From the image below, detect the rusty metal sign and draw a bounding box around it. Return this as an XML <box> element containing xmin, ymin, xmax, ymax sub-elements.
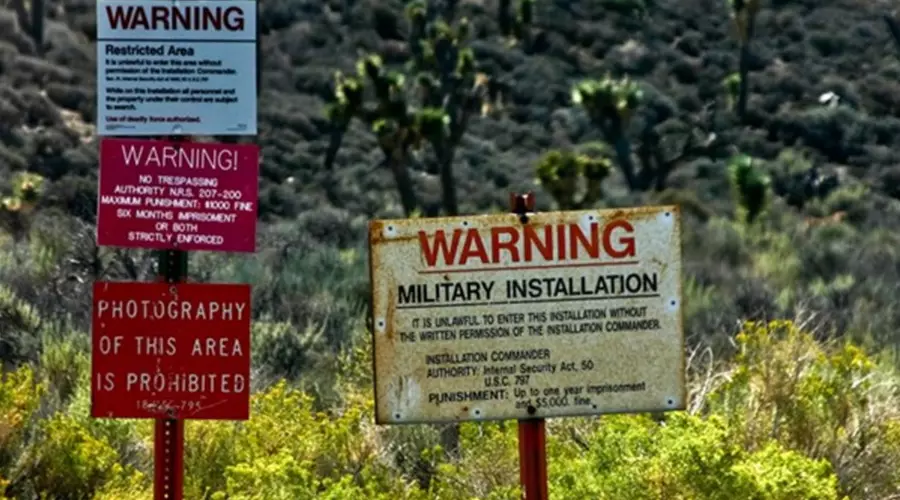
<box><xmin>368</xmin><ymin>204</ymin><xmax>685</xmax><ymax>424</ymax></box>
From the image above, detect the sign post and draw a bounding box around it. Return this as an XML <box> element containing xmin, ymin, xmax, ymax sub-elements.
<box><xmin>93</xmin><ymin>1</ymin><xmax>259</xmax><ymax>498</ymax></box>
<box><xmin>367</xmin><ymin>199</ymin><xmax>685</xmax><ymax>498</ymax></box>
<box><xmin>156</xmin><ymin>249</ymin><xmax>186</xmax><ymax>500</ymax></box>
<box><xmin>510</xmin><ymin>193</ymin><xmax>548</xmax><ymax>500</ymax></box>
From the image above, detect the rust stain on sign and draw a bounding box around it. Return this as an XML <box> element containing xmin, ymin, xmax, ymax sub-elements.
<box><xmin>368</xmin><ymin>205</ymin><xmax>685</xmax><ymax>425</ymax></box>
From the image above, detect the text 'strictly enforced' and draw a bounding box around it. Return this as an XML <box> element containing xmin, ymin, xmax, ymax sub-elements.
<box><xmin>96</xmin><ymin>0</ymin><xmax>257</xmax><ymax>135</ymax></box>
<box><xmin>368</xmin><ymin>205</ymin><xmax>685</xmax><ymax>424</ymax></box>
<box><xmin>91</xmin><ymin>281</ymin><xmax>252</xmax><ymax>420</ymax></box>
<box><xmin>97</xmin><ymin>138</ymin><xmax>260</xmax><ymax>252</ymax></box>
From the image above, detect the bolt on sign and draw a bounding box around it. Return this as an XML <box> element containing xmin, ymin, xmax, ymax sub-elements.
<box><xmin>96</xmin><ymin>0</ymin><xmax>258</xmax><ymax>135</ymax></box>
<box><xmin>91</xmin><ymin>281</ymin><xmax>252</xmax><ymax>420</ymax></box>
<box><xmin>368</xmin><ymin>205</ymin><xmax>685</xmax><ymax>424</ymax></box>
<box><xmin>97</xmin><ymin>138</ymin><xmax>260</xmax><ymax>252</ymax></box>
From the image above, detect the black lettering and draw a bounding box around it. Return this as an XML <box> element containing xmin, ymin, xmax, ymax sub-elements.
<box><xmin>427</xmin><ymin>389</ymin><xmax>508</xmax><ymax>405</ymax></box>
<box><xmin>585</xmin><ymin>382</ymin><xmax>648</xmax><ymax>395</ymax></box>
<box><xmin>397</xmin><ymin>281</ymin><xmax>495</xmax><ymax>306</ymax></box>
<box><xmin>425</xmin><ymin>352</ymin><xmax>489</xmax><ymax>364</ymax></box>
<box><xmin>427</xmin><ymin>366</ymin><xmax>480</xmax><ymax>378</ymax></box>
<box><xmin>505</xmin><ymin>273</ymin><xmax>659</xmax><ymax>301</ymax></box>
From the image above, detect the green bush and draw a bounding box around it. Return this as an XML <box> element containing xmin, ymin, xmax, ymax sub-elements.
<box><xmin>704</xmin><ymin>320</ymin><xmax>900</xmax><ymax>498</ymax></box>
<box><xmin>21</xmin><ymin>414</ymin><xmax>140</xmax><ymax>498</ymax></box>
<box><xmin>2</xmin><ymin>306</ymin><xmax>900</xmax><ymax>499</ymax></box>
<box><xmin>0</xmin><ymin>365</ymin><xmax>43</xmax><ymax>473</ymax></box>
<box><xmin>548</xmin><ymin>413</ymin><xmax>839</xmax><ymax>500</ymax></box>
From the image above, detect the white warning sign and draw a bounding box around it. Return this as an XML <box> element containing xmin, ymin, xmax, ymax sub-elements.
<box><xmin>96</xmin><ymin>0</ymin><xmax>258</xmax><ymax>136</ymax></box>
<box><xmin>368</xmin><ymin>205</ymin><xmax>686</xmax><ymax>424</ymax></box>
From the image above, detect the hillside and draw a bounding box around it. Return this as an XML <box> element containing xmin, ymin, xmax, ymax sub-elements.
<box><xmin>5</xmin><ymin>0</ymin><xmax>900</xmax><ymax>216</ymax></box>
<box><xmin>3</xmin><ymin>0</ymin><xmax>900</xmax><ymax>350</ymax></box>
<box><xmin>2</xmin><ymin>0</ymin><xmax>900</xmax><ymax>497</ymax></box>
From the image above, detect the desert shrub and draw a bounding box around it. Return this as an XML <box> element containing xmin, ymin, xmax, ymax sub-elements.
<box><xmin>0</xmin><ymin>315</ymin><xmax>897</xmax><ymax>498</ymax></box>
<box><xmin>0</xmin><ymin>365</ymin><xmax>43</xmax><ymax>473</ymax></box>
<box><xmin>196</xmin><ymin>223</ymin><xmax>369</xmax><ymax>349</ymax></box>
<box><xmin>11</xmin><ymin>412</ymin><xmax>143</xmax><ymax>499</ymax></box>
<box><xmin>0</xmin><ymin>147</ymin><xmax>26</xmax><ymax>170</ymax></box>
<box><xmin>43</xmin><ymin>83</ymin><xmax>89</xmax><ymax>113</ymax></box>
<box><xmin>703</xmin><ymin>320</ymin><xmax>900</xmax><ymax>498</ymax></box>
<box><xmin>251</xmin><ymin>320</ymin><xmax>328</xmax><ymax>385</ymax></box>
<box><xmin>184</xmin><ymin>380</ymin><xmax>428</xmax><ymax>499</ymax></box>
<box><xmin>37</xmin><ymin>332</ymin><xmax>87</xmax><ymax>406</ymax></box>
<box><xmin>63</xmin><ymin>351</ymin><xmax>152</xmax><ymax>471</ymax></box>
<box><xmin>548</xmin><ymin>413</ymin><xmax>839</xmax><ymax>500</ymax></box>
<box><xmin>429</xmin><ymin>421</ymin><xmax>519</xmax><ymax>499</ymax></box>
<box><xmin>0</xmin><ymin>285</ymin><xmax>42</xmax><ymax>366</ymax></box>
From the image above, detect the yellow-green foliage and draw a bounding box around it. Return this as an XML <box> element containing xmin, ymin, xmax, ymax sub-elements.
<box><xmin>704</xmin><ymin>320</ymin><xmax>900</xmax><ymax>498</ymax></box>
<box><xmin>0</xmin><ymin>366</ymin><xmax>43</xmax><ymax>469</ymax></box>
<box><xmin>1</xmin><ymin>172</ymin><xmax>44</xmax><ymax>215</ymax></box>
<box><xmin>534</xmin><ymin>148</ymin><xmax>612</xmax><ymax>210</ymax></box>
<box><xmin>728</xmin><ymin>154</ymin><xmax>770</xmax><ymax>223</ymax></box>
<box><xmin>1</xmin><ymin>319</ymin><xmax>899</xmax><ymax>499</ymax></box>
<box><xmin>548</xmin><ymin>413</ymin><xmax>838</xmax><ymax>499</ymax></box>
<box><xmin>25</xmin><ymin>414</ymin><xmax>142</xmax><ymax>498</ymax></box>
<box><xmin>0</xmin><ymin>172</ymin><xmax>45</xmax><ymax>243</ymax></box>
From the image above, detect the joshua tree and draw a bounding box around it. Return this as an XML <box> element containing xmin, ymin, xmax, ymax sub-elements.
<box><xmin>572</xmin><ymin>76</ymin><xmax>717</xmax><ymax>192</ymax></box>
<box><xmin>571</xmin><ymin>77</ymin><xmax>642</xmax><ymax>188</ymax></box>
<box><xmin>325</xmin><ymin>0</ymin><xmax>531</xmax><ymax>457</ymax></box>
<box><xmin>725</xmin><ymin>0</ymin><xmax>761</xmax><ymax>121</ymax></box>
<box><xmin>7</xmin><ymin>0</ymin><xmax>45</xmax><ymax>52</ymax></box>
<box><xmin>0</xmin><ymin>171</ymin><xmax>44</xmax><ymax>242</ymax></box>
<box><xmin>728</xmin><ymin>153</ymin><xmax>769</xmax><ymax>223</ymax></box>
<box><xmin>535</xmin><ymin>146</ymin><xmax>612</xmax><ymax>210</ymax></box>
<box><xmin>498</xmin><ymin>0</ymin><xmax>533</xmax><ymax>45</ymax></box>
<box><xmin>885</xmin><ymin>15</ymin><xmax>900</xmax><ymax>54</ymax></box>
<box><xmin>324</xmin><ymin>0</ymin><xmax>518</xmax><ymax>216</ymax></box>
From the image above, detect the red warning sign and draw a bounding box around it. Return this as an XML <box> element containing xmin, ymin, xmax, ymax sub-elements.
<box><xmin>96</xmin><ymin>138</ymin><xmax>259</xmax><ymax>253</ymax></box>
<box><xmin>91</xmin><ymin>281</ymin><xmax>252</xmax><ymax>420</ymax></box>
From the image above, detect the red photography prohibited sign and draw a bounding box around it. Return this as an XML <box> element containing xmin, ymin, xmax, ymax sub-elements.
<box><xmin>97</xmin><ymin>138</ymin><xmax>260</xmax><ymax>253</ymax></box>
<box><xmin>91</xmin><ymin>281</ymin><xmax>252</xmax><ymax>420</ymax></box>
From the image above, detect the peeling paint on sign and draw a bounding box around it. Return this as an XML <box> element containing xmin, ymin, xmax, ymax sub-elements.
<box><xmin>368</xmin><ymin>205</ymin><xmax>685</xmax><ymax>424</ymax></box>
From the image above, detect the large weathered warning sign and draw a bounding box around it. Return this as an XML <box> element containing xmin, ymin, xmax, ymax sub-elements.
<box><xmin>91</xmin><ymin>281</ymin><xmax>252</xmax><ymax>420</ymax></box>
<box><xmin>368</xmin><ymin>205</ymin><xmax>685</xmax><ymax>424</ymax></box>
<box><xmin>96</xmin><ymin>0</ymin><xmax>257</xmax><ymax>136</ymax></box>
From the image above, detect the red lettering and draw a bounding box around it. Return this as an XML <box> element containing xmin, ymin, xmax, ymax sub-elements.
<box><xmin>490</xmin><ymin>227</ymin><xmax>520</xmax><ymax>262</ymax></box>
<box><xmin>569</xmin><ymin>223</ymin><xmax>599</xmax><ymax>259</ymax></box>
<box><xmin>603</xmin><ymin>219</ymin><xmax>635</xmax><ymax>258</ymax></box>
<box><xmin>105</xmin><ymin>5</ymin><xmax>245</xmax><ymax>32</ymax></box>
<box><xmin>523</xmin><ymin>225</ymin><xmax>553</xmax><ymax>262</ymax></box>
<box><xmin>417</xmin><ymin>221</ymin><xmax>638</xmax><ymax>267</ymax></box>
<box><xmin>459</xmin><ymin>229</ymin><xmax>489</xmax><ymax>264</ymax></box>
<box><xmin>418</xmin><ymin>229</ymin><xmax>462</xmax><ymax>267</ymax></box>
<box><xmin>556</xmin><ymin>224</ymin><xmax>566</xmax><ymax>260</ymax></box>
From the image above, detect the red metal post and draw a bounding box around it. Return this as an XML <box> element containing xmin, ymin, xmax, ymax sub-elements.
<box><xmin>154</xmin><ymin>417</ymin><xmax>185</xmax><ymax>500</ymax></box>
<box><xmin>518</xmin><ymin>419</ymin><xmax>548</xmax><ymax>500</ymax></box>
<box><xmin>153</xmin><ymin>246</ymin><xmax>187</xmax><ymax>500</ymax></box>
<box><xmin>510</xmin><ymin>192</ymin><xmax>549</xmax><ymax>500</ymax></box>
<box><xmin>153</xmin><ymin>138</ymin><xmax>188</xmax><ymax>499</ymax></box>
